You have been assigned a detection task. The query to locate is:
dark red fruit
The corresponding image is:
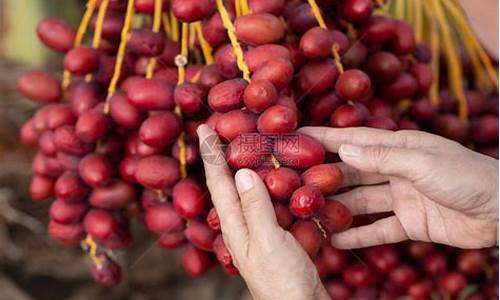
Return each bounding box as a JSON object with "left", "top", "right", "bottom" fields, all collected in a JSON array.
[
  {"left": 273, "top": 133, "right": 325, "bottom": 169},
  {"left": 78, "top": 154, "right": 113, "bottom": 188},
  {"left": 289, "top": 185, "right": 325, "bottom": 218},
  {"left": 36, "top": 18, "right": 75, "bottom": 52},
  {"left": 145, "top": 204, "right": 184, "bottom": 235},
  {"left": 136, "top": 156, "right": 180, "bottom": 190},
  {"left": 64, "top": 46, "right": 100, "bottom": 75},
  {"left": 290, "top": 220, "right": 322, "bottom": 259},
  {"left": 181, "top": 245, "right": 213, "bottom": 277},
  {"left": 172, "top": 178, "right": 207, "bottom": 219},
  {"left": 257, "top": 105, "right": 298, "bottom": 134},
  {"left": 18, "top": 71, "right": 61, "bottom": 103},
  {"left": 343, "top": 263, "right": 376, "bottom": 287}
]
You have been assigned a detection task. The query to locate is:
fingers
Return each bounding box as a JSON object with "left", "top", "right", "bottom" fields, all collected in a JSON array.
[
  {"left": 334, "top": 162, "right": 388, "bottom": 187},
  {"left": 234, "top": 169, "right": 280, "bottom": 248},
  {"left": 331, "top": 216, "right": 408, "bottom": 249},
  {"left": 197, "top": 125, "right": 248, "bottom": 249},
  {"left": 298, "top": 127, "right": 437, "bottom": 153},
  {"left": 339, "top": 144, "right": 432, "bottom": 180},
  {"left": 332, "top": 184, "right": 393, "bottom": 215}
]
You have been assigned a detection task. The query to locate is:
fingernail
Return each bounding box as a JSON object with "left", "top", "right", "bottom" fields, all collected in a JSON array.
[
  {"left": 339, "top": 144, "right": 362, "bottom": 157},
  {"left": 235, "top": 169, "right": 255, "bottom": 193}
]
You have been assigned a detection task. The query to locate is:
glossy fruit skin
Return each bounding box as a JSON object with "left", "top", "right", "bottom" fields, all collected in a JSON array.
[
  {"left": 49, "top": 199, "right": 88, "bottom": 224},
  {"left": 174, "top": 82, "right": 207, "bottom": 114},
  {"left": 325, "top": 280, "right": 353, "bottom": 300},
  {"left": 433, "top": 114, "right": 469, "bottom": 143},
  {"left": 202, "top": 13, "right": 228, "bottom": 48},
  {"left": 36, "top": 18, "right": 75, "bottom": 52},
  {"left": 339, "top": 0, "right": 373, "bottom": 23},
  {"left": 128, "top": 29, "right": 166, "bottom": 57},
  {"left": 318, "top": 200, "right": 353, "bottom": 233},
  {"left": 48, "top": 220, "right": 85, "bottom": 246},
  {"left": 54, "top": 171, "right": 89, "bottom": 202},
  {"left": 343, "top": 263, "right": 376, "bottom": 287},
  {"left": 423, "top": 252, "right": 448, "bottom": 276},
  {"left": 457, "top": 249, "right": 486, "bottom": 276},
  {"left": 288, "top": 4, "right": 317, "bottom": 34},
  {"left": 158, "top": 232, "right": 186, "bottom": 249},
  {"left": 257, "top": 105, "right": 298, "bottom": 134},
  {"left": 264, "top": 167, "right": 302, "bottom": 202},
  {"left": 213, "top": 234, "right": 238, "bottom": 275},
  {"left": 145, "top": 204, "right": 184, "bottom": 235},
  {"left": 365, "top": 245, "right": 399, "bottom": 274},
  {"left": 89, "top": 180, "right": 136, "bottom": 209},
  {"left": 410, "top": 63, "right": 433, "bottom": 93},
  {"left": 226, "top": 133, "right": 271, "bottom": 169},
  {"left": 184, "top": 220, "right": 217, "bottom": 251},
  {"left": 438, "top": 271, "right": 467, "bottom": 297},
  {"left": 360, "top": 16, "right": 397, "bottom": 44},
  {"left": 300, "top": 27, "right": 334, "bottom": 60},
  {"left": 290, "top": 220, "right": 322, "bottom": 259},
  {"left": 274, "top": 203, "right": 294, "bottom": 229},
  {"left": 78, "top": 154, "right": 113, "bottom": 188},
  {"left": 109, "top": 91, "right": 145, "bottom": 129},
  {"left": 342, "top": 41, "right": 368, "bottom": 69},
  {"left": 208, "top": 79, "right": 247, "bottom": 112},
  {"left": 17, "top": 71, "right": 61, "bottom": 103},
  {"left": 243, "top": 79, "right": 279, "bottom": 113},
  {"left": 244, "top": 44, "right": 291, "bottom": 72},
  {"left": 172, "top": 178, "right": 207, "bottom": 219},
  {"left": 274, "top": 134, "right": 325, "bottom": 169},
  {"left": 335, "top": 69, "right": 371, "bottom": 101},
  {"left": 307, "top": 91, "right": 344, "bottom": 123},
  {"left": 407, "top": 280, "right": 433, "bottom": 299},
  {"left": 89, "top": 255, "right": 122, "bottom": 287},
  {"left": 330, "top": 103, "right": 367, "bottom": 128},
  {"left": 215, "top": 110, "right": 258, "bottom": 142},
  {"left": 319, "top": 245, "right": 349, "bottom": 274},
  {"left": 252, "top": 58, "right": 294, "bottom": 91},
  {"left": 389, "top": 264, "right": 418, "bottom": 288},
  {"left": 75, "top": 110, "right": 111, "bottom": 143},
  {"left": 199, "top": 64, "right": 225, "bottom": 88},
  {"left": 249, "top": 0, "right": 285, "bottom": 15},
  {"left": 215, "top": 44, "right": 240, "bottom": 79},
  {"left": 173, "top": 0, "right": 216, "bottom": 22},
  {"left": 30, "top": 175, "right": 54, "bottom": 201},
  {"left": 139, "top": 112, "right": 182, "bottom": 148},
  {"left": 301, "top": 164, "right": 343, "bottom": 196},
  {"left": 181, "top": 245, "right": 214, "bottom": 277},
  {"left": 126, "top": 78, "right": 175, "bottom": 110},
  {"left": 379, "top": 72, "right": 418, "bottom": 101},
  {"left": 206, "top": 207, "right": 221, "bottom": 231},
  {"left": 136, "top": 156, "right": 180, "bottom": 190},
  {"left": 289, "top": 185, "right": 325, "bottom": 218},
  {"left": 69, "top": 82, "right": 104, "bottom": 116},
  {"left": 366, "top": 51, "right": 402, "bottom": 83},
  {"left": 299, "top": 59, "right": 338, "bottom": 95},
  {"left": 391, "top": 21, "right": 415, "bottom": 55},
  {"left": 366, "top": 116, "right": 398, "bottom": 130},
  {"left": 64, "top": 46, "right": 100, "bottom": 75},
  {"left": 410, "top": 98, "right": 438, "bottom": 123},
  {"left": 235, "top": 13, "right": 285, "bottom": 45},
  {"left": 134, "top": 0, "right": 169, "bottom": 13}
]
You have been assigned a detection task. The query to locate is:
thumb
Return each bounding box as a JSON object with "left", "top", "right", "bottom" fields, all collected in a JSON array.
[
  {"left": 234, "top": 169, "right": 280, "bottom": 240},
  {"left": 338, "top": 144, "right": 432, "bottom": 180}
]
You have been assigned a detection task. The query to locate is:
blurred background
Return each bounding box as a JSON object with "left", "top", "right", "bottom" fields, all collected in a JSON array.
[{"left": 0, "top": 1, "right": 247, "bottom": 299}]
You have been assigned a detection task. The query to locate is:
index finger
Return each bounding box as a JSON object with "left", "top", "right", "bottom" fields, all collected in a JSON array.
[{"left": 197, "top": 125, "right": 248, "bottom": 250}]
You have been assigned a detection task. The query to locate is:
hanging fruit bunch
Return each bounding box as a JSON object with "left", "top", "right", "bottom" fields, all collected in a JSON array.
[{"left": 17, "top": 0, "right": 498, "bottom": 297}]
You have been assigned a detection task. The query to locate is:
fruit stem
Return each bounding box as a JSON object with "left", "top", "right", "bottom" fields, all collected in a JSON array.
[
  {"left": 145, "top": 0, "right": 163, "bottom": 79},
  {"left": 169, "top": 8, "right": 179, "bottom": 42},
  {"left": 312, "top": 217, "right": 328, "bottom": 240},
  {"left": 84, "top": 0, "right": 110, "bottom": 83},
  {"left": 239, "top": 0, "right": 251, "bottom": 16},
  {"left": 104, "top": 0, "right": 135, "bottom": 114},
  {"left": 270, "top": 155, "right": 281, "bottom": 169},
  {"left": 215, "top": 0, "right": 251, "bottom": 81},
  {"left": 82, "top": 234, "right": 104, "bottom": 269},
  {"left": 62, "top": 0, "right": 97, "bottom": 90},
  {"left": 162, "top": 12, "right": 172, "bottom": 38},
  {"left": 428, "top": 0, "right": 468, "bottom": 121},
  {"left": 307, "top": 0, "right": 345, "bottom": 74},
  {"left": 413, "top": 0, "right": 423, "bottom": 43},
  {"left": 194, "top": 21, "right": 214, "bottom": 64}
]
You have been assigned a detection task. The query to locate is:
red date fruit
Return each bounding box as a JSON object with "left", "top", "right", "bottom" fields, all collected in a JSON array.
[
  {"left": 366, "top": 116, "right": 398, "bottom": 130},
  {"left": 139, "top": 112, "right": 182, "bottom": 148},
  {"left": 134, "top": 0, "right": 169, "bottom": 13},
  {"left": 174, "top": 82, "right": 207, "bottom": 114},
  {"left": 391, "top": 21, "right": 415, "bottom": 55},
  {"left": 173, "top": 0, "right": 216, "bottom": 23},
  {"left": 54, "top": 171, "right": 89, "bottom": 202},
  {"left": 290, "top": 185, "right": 325, "bottom": 218},
  {"left": 173, "top": 178, "right": 207, "bottom": 219},
  {"left": 423, "top": 252, "right": 448, "bottom": 276},
  {"left": 343, "top": 263, "right": 376, "bottom": 287},
  {"left": 215, "top": 44, "right": 240, "bottom": 79},
  {"left": 307, "top": 91, "right": 344, "bottom": 122},
  {"left": 274, "top": 203, "right": 294, "bottom": 229},
  {"left": 158, "top": 232, "right": 186, "bottom": 249},
  {"left": 145, "top": 204, "right": 184, "bottom": 234},
  {"left": 69, "top": 82, "right": 104, "bottom": 116},
  {"left": 339, "top": 0, "right": 373, "bottom": 23},
  {"left": 206, "top": 207, "right": 221, "bottom": 231},
  {"left": 119, "top": 155, "right": 139, "bottom": 183},
  {"left": 410, "top": 63, "right": 433, "bottom": 93},
  {"left": 89, "top": 255, "right": 122, "bottom": 287},
  {"left": 90, "top": 180, "right": 136, "bottom": 209},
  {"left": 457, "top": 249, "right": 486, "bottom": 276},
  {"left": 335, "top": 69, "right": 371, "bottom": 101},
  {"left": 407, "top": 280, "right": 433, "bottom": 299},
  {"left": 136, "top": 156, "right": 180, "bottom": 190},
  {"left": 290, "top": 220, "right": 322, "bottom": 258},
  {"left": 184, "top": 220, "right": 217, "bottom": 251},
  {"left": 301, "top": 164, "right": 343, "bottom": 196},
  {"left": 325, "top": 280, "right": 353, "bottom": 300},
  {"left": 49, "top": 199, "right": 88, "bottom": 224},
  {"left": 243, "top": 79, "right": 278, "bottom": 113},
  {"left": 48, "top": 220, "right": 85, "bottom": 246},
  {"left": 18, "top": 71, "right": 61, "bottom": 103},
  {"left": 378, "top": 72, "right": 418, "bottom": 101},
  {"left": 389, "top": 264, "right": 418, "bottom": 288},
  {"left": 252, "top": 58, "right": 294, "bottom": 91},
  {"left": 360, "top": 16, "right": 397, "bottom": 44},
  {"left": 470, "top": 114, "right": 498, "bottom": 144},
  {"left": 226, "top": 133, "right": 271, "bottom": 169},
  {"left": 215, "top": 110, "right": 258, "bottom": 142},
  {"left": 300, "top": 27, "right": 334, "bottom": 60},
  {"left": 365, "top": 245, "right": 399, "bottom": 274},
  {"left": 30, "top": 175, "right": 54, "bottom": 201},
  {"left": 172, "top": 140, "right": 200, "bottom": 165},
  {"left": 265, "top": 167, "right": 302, "bottom": 202},
  {"left": 433, "top": 114, "right": 469, "bottom": 143},
  {"left": 126, "top": 78, "right": 175, "bottom": 110},
  {"left": 320, "top": 245, "right": 349, "bottom": 274},
  {"left": 181, "top": 245, "right": 213, "bottom": 277},
  {"left": 202, "top": 13, "right": 228, "bottom": 48},
  {"left": 208, "top": 79, "right": 247, "bottom": 113},
  {"left": 75, "top": 110, "right": 111, "bottom": 143},
  {"left": 199, "top": 63, "right": 225, "bottom": 88},
  {"left": 288, "top": 4, "right": 317, "bottom": 34},
  {"left": 64, "top": 46, "right": 100, "bottom": 75},
  {"left": 257, "top": 105, "right": 298, "bottom": 134},
  {"left": 438, "top": 271, "right": 467, "bottom": 297},
  {"left": 36, "top": 18, "right": 75, "bottom": 52},
  {"left": 235, "top": 13, "right": 285, "bottom": 46},
  {"left": 249, "top": 0, "right": 285, "bottom": 16},
  {"left": 213, "top": 234, "right": 238, "bottom": 275},
  {"left": 20, "top": 119, "right": 39, "bottom": 146},
  {"left": 274, "top": 133, "right": 325, "bottom": 169},
  {"left": 366, "top": 51, "right": 402, "bottom": 83},
  {"left": 128, "top": 29, "right": 166, "bottom": 57},
  {"left": 299, "top": 59, "right": 338, "bottom": 95},
  {"left": 244, "top": 44, "right": 291, "bottom": 72},
  {"left": 409, "top": 97, "right": 438, "bottom": 123},
  {"left": 342, "top": 41, "right": 368, "bottom": 69},
  {"left": 318, "top": 199, "right": 353, "bottom": 233},
  {"left": 78, "top": 154, "right": 113, "bottom": 188},
  {"left": 109, "top": 91, "right": 145, "bottom": 129}
]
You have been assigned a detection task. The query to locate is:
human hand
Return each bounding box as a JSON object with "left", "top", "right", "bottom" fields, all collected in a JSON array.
[
  {"left": 197, "top": 125, "right": 329, "bottom": 300},
  {"left": 299, "top": 127, "right": 499, "bottom": 250}
]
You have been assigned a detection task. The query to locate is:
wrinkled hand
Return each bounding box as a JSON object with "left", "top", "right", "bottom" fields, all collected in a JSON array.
[
  {"left": 300, "top": 127, "right": 499, "bottom": 249},
  {"left": 197, "top": 125, "right": 329, "bottom": 300}
]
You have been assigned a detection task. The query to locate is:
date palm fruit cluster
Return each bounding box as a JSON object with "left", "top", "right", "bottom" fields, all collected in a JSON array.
[{"left": 17, "top": 0, "right": 498, "bottom": 297}]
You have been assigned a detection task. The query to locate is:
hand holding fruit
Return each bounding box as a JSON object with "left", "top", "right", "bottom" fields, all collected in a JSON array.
[
  {"left": 301, "top": 126, "right": 499, "bottom": 249},
  {"left": 198, "top": 125, "right": 330, "bottom": 300}
]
